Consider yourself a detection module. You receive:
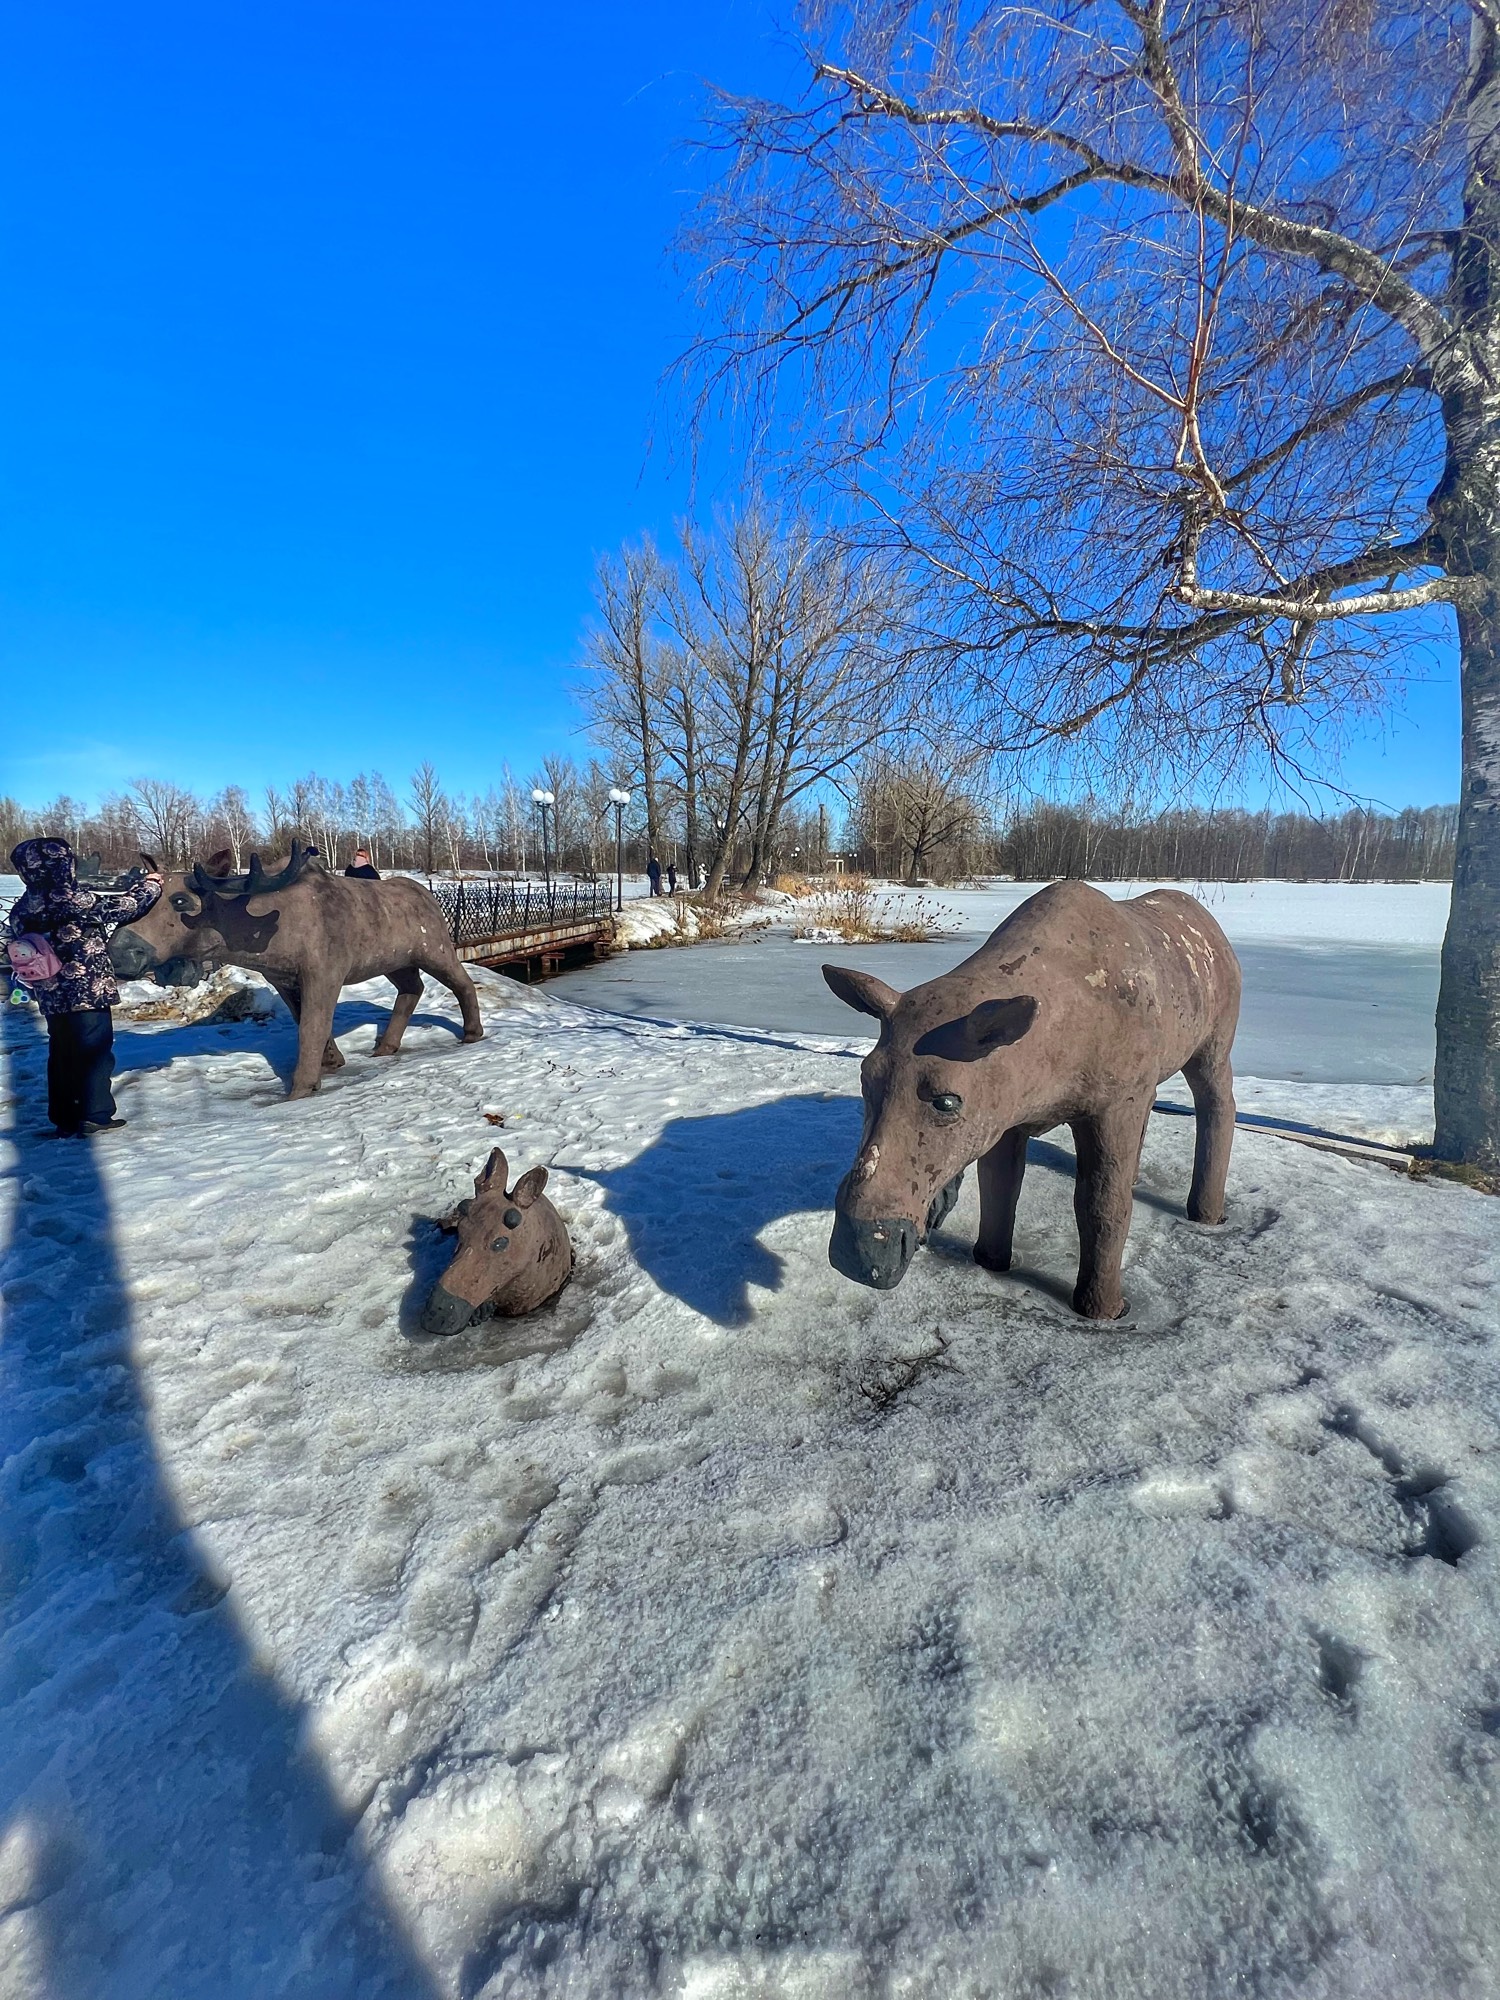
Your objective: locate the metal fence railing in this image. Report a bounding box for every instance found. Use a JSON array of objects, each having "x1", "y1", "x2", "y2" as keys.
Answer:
[{"x1": 427, "y1": 877, "x2": 613, "y2": 947}]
